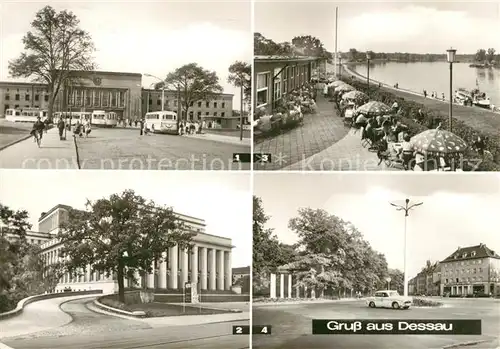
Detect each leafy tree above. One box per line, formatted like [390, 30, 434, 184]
[156, 63, 223, 128]
[254, 33, 294, 56]
[8, 6, 95, 119]
[227, 61, 251, 107]
[475, 49, 487, 62]
[487, 48, 496, 63]
[388, 268, 404, 293]
[58, 190, 195, 303]
[291, 35, 331, 59]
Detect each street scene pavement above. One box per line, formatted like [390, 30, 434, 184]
[0, 126, 250, 170]
[252, 298, 500, 349]
[1, 296, 249, 349]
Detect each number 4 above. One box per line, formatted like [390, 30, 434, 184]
[261, 326, 268, 334]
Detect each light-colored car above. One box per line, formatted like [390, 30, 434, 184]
[366, 290, 412, 309]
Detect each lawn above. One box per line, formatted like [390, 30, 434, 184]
[0, 120, 33, 148]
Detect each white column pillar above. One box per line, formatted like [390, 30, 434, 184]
[224, 251, 232, 290]
[191, 246, 198, 285]
[270, 273, 276, 298]
[169, 245, 178, 289]
[200, 247, 208, 290]
[304, 286, 308, 298]
[159, 252, 167, 289]
[208, 248, 216, 290]
[147, 262, 155, 289]
[86, 265, 91, 283]
[280, 274, 285, 298]
[296, 284, 300, 298]
[181, 248, 189, 287]
[288, 274, 292, 298]
[217, 250, 224, 290]
[311, 288, 316, 299]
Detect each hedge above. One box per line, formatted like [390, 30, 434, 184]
[412, 297, 443, 307]
[340, 76, 500, 171]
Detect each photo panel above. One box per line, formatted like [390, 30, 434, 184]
[0, 0, 251, 171]
[252, 1, 499, 172]
[252, 172, 500, 348]
[0, 170, 251, 349]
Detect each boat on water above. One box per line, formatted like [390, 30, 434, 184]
[455, 88, 491, 109]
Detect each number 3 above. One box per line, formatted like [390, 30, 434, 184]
[261, 155, 268, 162]
[236, 326, 242, 334]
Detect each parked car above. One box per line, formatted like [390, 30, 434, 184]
[366, 290, 412, 309]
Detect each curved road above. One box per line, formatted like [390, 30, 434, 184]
[252, 298, 500, 349]
[2, 296, 249, 349]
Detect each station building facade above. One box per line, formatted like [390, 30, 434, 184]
[0, 70, 235, 126]
[38, 204, 234, 294]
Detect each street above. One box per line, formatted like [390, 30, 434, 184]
[252, 298, 500, 349]
[2, 297, 249, 349]
[0, 127, 250, 170]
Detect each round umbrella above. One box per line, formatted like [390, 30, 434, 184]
[354, 101, 391, 117]
[331, 80, 347, 88]
[342, 90, 369, 103]
[410, 129, 468, 156]
[335, 84, 355, 93]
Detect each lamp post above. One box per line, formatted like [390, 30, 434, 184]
[385, 277, 391, 290]
[366, 52, 371, 95]
[389, 198, 423, 297]
[144, 73, 165, 111]
[446, 47, 457, 132]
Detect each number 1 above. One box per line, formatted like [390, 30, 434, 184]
[234, 154, 240, 162]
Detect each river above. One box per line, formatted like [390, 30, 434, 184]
[350, 61, 500, 107]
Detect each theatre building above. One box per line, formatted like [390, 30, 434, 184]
[38, 204, 234, 294]
[440, 244, 500, 297]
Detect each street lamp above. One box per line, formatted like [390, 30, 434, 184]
[144, 73, 165, 111]
[389, 198, 423, 297]
[385, 277, 391, 290]
[366, 52, 372, 95]
[446, 47, 457, 132]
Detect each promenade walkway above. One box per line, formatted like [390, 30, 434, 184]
[254, 94, 349, 170]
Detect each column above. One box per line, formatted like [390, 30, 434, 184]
[181, 248, 189, 287]
[224, 251, 232, 290]
[200, 247, 208, 290]
[169, 245, 178, 289]
[147, 262, 155, 288]
[86, 265, 91, 282]
[217, 250, 224, 290]
[208, 248, 216, 290]
[134, 270, 142, 288]
[270, 273, 276, 298]
[191, 246, 198, 285]
[296, 284, 300, 298]
[279, 274, 285, 298]
[159, 252, 167, 289]
[288, 274, 292, 298]
[304, 286, 308, 298]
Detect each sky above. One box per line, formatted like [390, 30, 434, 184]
[0, 170, 252, 268]
[0, 0, 251, 110]
[254, 173, 500, 279]
[255, 1, 500, 54]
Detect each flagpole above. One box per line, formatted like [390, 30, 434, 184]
[335, 6, 338, 78]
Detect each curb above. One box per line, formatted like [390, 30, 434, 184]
[93, 298, 146, 318]
[167, 303, 243, 313]
[0, 134, 32, 151]
[442, 339, 492, 348]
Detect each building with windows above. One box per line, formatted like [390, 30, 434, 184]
[38, 204, 234, 294]
[141, 89, 238, 128]
[1, 70, 236, 127]
[1, 226, 52, 246]
[254, 55, 322, 115]
[440, 244, 500, 297]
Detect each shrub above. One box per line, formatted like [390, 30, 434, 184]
[412, 297, 443, 307]
[341, 76, 500, 169]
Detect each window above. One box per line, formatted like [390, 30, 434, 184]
[462, 253, 467, 258]
[205, 112, 209, 115]
[44, 95, 49, 102]
[148, 98, 152, 105]
[15, 104, 19, 109]
[256, 72, 270, 107]
[4, 104, 9, 110]
[214, 112, 217, 116]
[221, 112, 225, 117]
[5, 95, 9, 100]
[111, 91, 117, 107]
[198, 101, 202, 107]
[25, 94, 30, 101]
[197, 111, 201, 118]
[15, 94, 19, 101]
[273, 68, 282, 103]
[35, 94, 39, 101]
[214, 102, 217, 108]
[206, 102, 209, 108]
[471, 251, 476, 257]
[222, 102, 225, 108]
[283, 67, 288, 94]
[102, 91, 109, 107]
[157, 100, 161, 106]
[189, 111, 193, 120]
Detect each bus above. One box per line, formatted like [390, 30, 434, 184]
[145, 111, 178, 134]
[5, 108, 48, 122]
[91, 110, 117, 127]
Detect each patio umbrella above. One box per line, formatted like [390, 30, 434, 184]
[354, 101, 391, 117]
[410, 129, 468, 156]
[331, 80, 347, 88]
[335, 84, 355, 93]
[342, 90, 369, 103]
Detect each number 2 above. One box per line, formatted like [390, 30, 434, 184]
[260, 326, 268, 333]
[236, 326, 242, 334]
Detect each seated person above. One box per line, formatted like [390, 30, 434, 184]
[472, 136, 486, 156]
[362, 118, 377, 141]
[397, 133, 414, 169]
[354, 113, 368, 129]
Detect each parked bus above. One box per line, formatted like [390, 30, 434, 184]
[91, 110, 117, 127]
[145, 111, 178, 134]
[5, 108, 48, 122]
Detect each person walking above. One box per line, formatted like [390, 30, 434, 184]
[57, 118, 65, 140]
[139, 118, 144, 135]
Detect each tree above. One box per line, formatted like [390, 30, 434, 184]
[158, 63, 223, 128]
[475, 49, 487, 62]
[291, 35, 331, 59]
[388, 269, 404, 294]
[58, 190, 195, 303]
[487, 48, 496, 63]
[8, 6, 95, 119]
[254, 33, 294, 56]
[227, 61, 251, 107]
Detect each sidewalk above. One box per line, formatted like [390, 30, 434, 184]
[184, 133, 251, 147]
[0, 127, 78, 169]
[253, 298, 360, 307]
[254, 94, 349, 170]
[0, 295, 97, 339]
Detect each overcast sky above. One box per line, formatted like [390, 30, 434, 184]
[0, 170, 251, 268]
[0, 0, 251, 109]
[255, 1, 500, 54]
[254, 173, 500, 279]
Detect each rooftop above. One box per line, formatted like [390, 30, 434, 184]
[142, 88, 233, 97]
[254, 55, 321, 63]
[441, 244, 500, 263]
